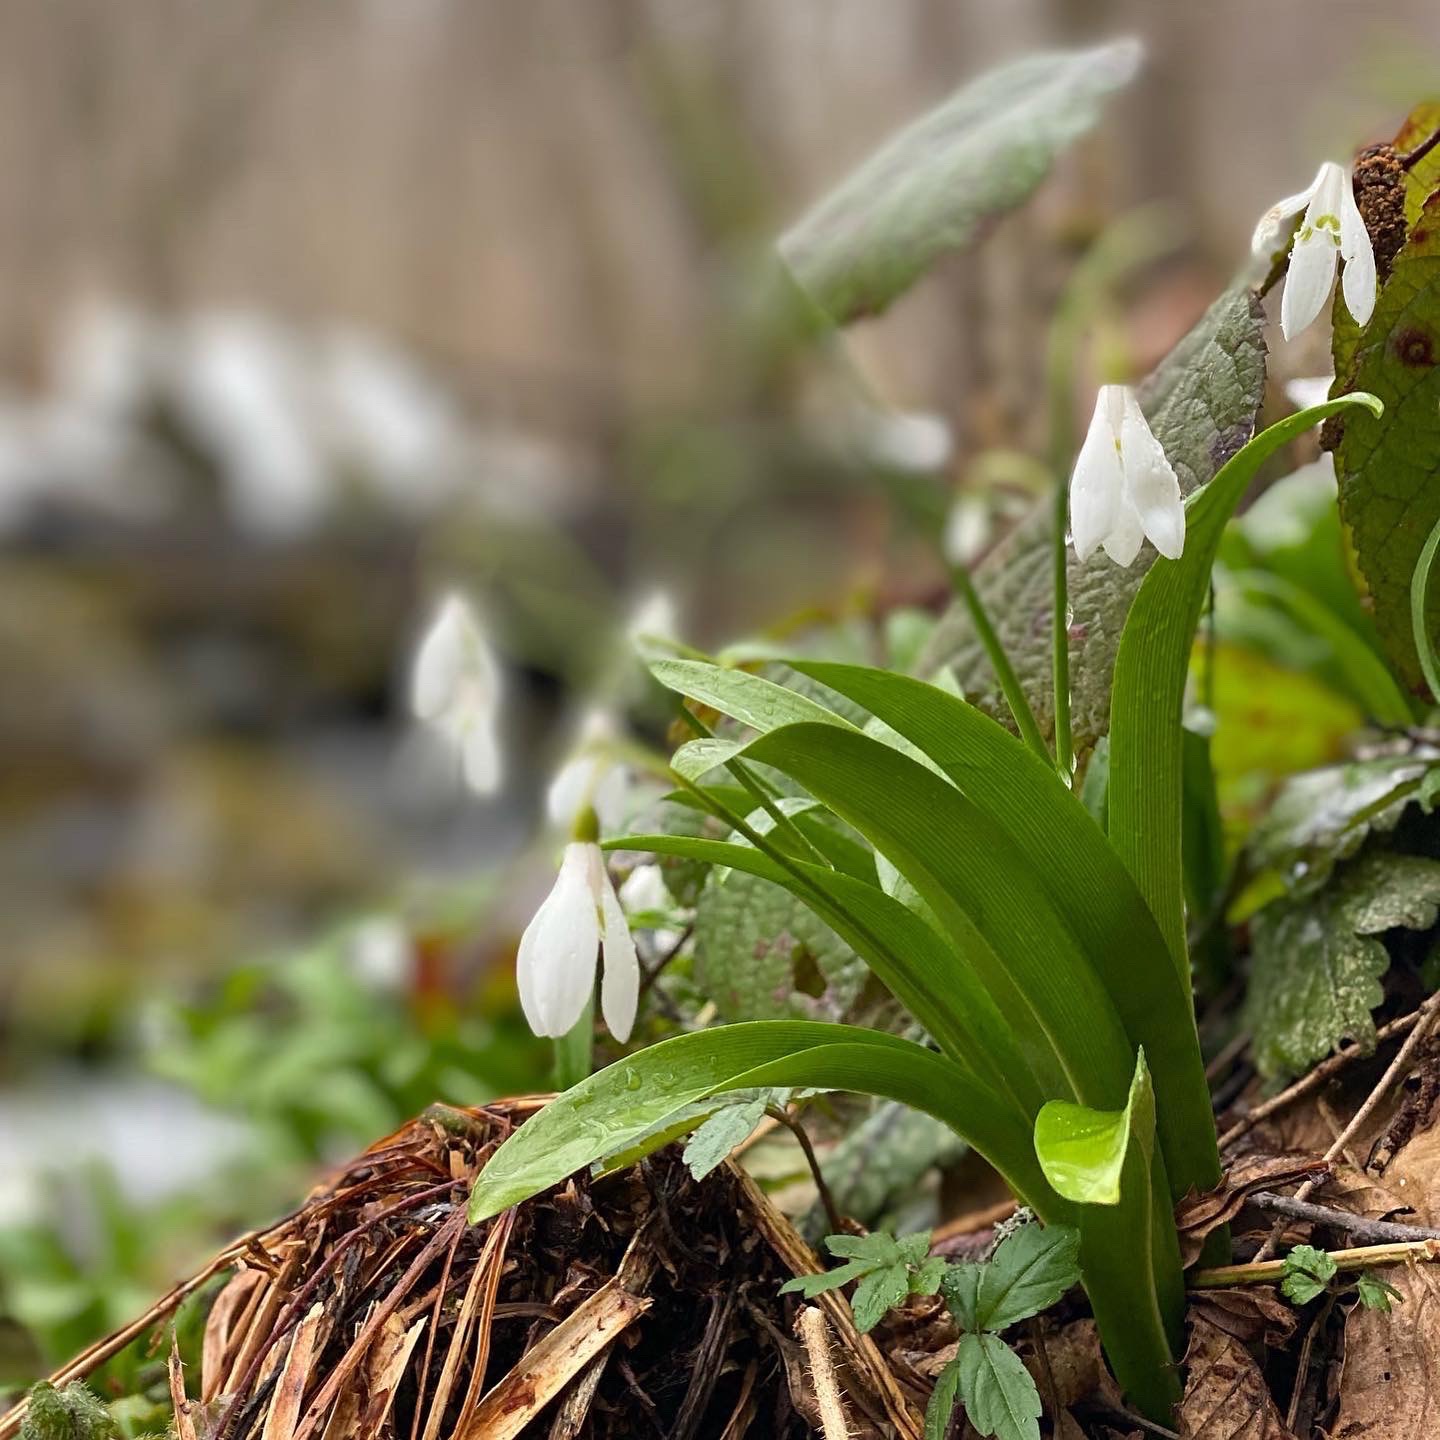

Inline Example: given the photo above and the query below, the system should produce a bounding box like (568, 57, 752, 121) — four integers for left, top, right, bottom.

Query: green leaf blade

(1033, 1051, 1155, 1207)
(955, 1332, 1042, 1440)
(974, 1225, 1082, 1333)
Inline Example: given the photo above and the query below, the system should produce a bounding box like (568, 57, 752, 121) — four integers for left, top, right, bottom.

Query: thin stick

(1248, 1191, 1440, 1244)
(1204, 1029, 1251, 1084)
(1251, 992, 1440, 1261)
(1219, 1002, 1429, 1150)
(1401, 126, 1440, 171)
(637, 923, 693, 1002)
(1191, 1236, 1440, 1288)
(767, 1105, 844, 1235)
(797, 1306, 851, 1440)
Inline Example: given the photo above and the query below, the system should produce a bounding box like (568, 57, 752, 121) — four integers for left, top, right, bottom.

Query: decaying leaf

(1176, 1154, 1329, 1265)
(1188, 1290, 1298, 1349)
(1178, 1317, 1297, 1439)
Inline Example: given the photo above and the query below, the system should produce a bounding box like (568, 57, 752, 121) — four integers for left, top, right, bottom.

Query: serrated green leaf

(1334, 190, 1440, 690)
(778, 1260, 870, 1298)
(942, 1262, 983, 1334)
(1355, 1270, 1403, 1312)
(1034, 1052, 1155, 1207)
(955, 1331, 1043, 1440)
(919, 281, 1268, 753)
(1246, 852, 1440, 1079)
(694, 866, 868, 1023)
(913, 1255, 948, 1296)
(825, 1232, 902, 1263)
(897, 1231, 934, 1268)
(925, 1358, 964, 1440)
(681, 1096, 769, 1179)
(974, 1225, 1083, 1332)
(852, 1262, 913, 1332)
(1280, 1244, 1337, 1304)
(779, 40, 1141, 325)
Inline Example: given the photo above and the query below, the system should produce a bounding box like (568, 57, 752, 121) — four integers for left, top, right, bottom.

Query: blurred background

(2, 0, 1438, 1400)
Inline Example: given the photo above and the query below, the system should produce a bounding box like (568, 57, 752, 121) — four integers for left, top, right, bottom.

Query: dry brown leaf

(1178, 1317, 1296, 1439)
(171, 1332, 201, 1440)
(1188, 1290, 1298, 1349)
(202, 1270, 265, 1404)
(360, 1314, 428, 1439)
(1176, 1155, 1329, 1265)
(1314, 1162, 1413, 1223)
(262, 1304, 325, 1440)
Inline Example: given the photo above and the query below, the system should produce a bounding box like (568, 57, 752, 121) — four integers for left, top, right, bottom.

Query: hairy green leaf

(779, 40, 1142, 324)
(1334, 191, 1440, 690)
(974, 1224, 1083, 1332)
(1280, 1244, 1337, 1305)
(1246, 852, 1440, 1079)
(920, 282, 1268, 752)
(955, 1332, 1043, 1440)
(681, 1095, 769, 1179)
(694, 866, 867, 1023)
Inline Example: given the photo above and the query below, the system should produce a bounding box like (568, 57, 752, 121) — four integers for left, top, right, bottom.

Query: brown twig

(1191, 1236, 1440, 1288)
(1220, 1000, 1432, 1151)
(1252, 992, 1440, 1262)
(1205, 1029, 1251, 1084)
(766, 1104, 844, 1234)
(1247, 1191, 1440, 1244)
(1400, 125, 1440, 171)
(637, 922, 693, 1001)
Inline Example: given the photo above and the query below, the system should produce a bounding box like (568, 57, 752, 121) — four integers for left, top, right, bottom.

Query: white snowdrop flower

(347, 916, 412, 993)
(1283, 375, 1334, 411)
(546, 709, 627, 831)
(864, 410, 953, 472)
(620, 862, 682, 951)
(411, 593, 504, 796)
(627, 589, 678, 647)
(517, 841, 639, 1041)
(1069, 386, 1184, 567)
(942, 492, 991, 568)
(1252, 162, 1376, 341)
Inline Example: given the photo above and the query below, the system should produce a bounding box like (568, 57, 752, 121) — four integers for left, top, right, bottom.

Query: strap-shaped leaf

(785, 660, 1217, 1198)
(1109, 394, 1384, 973)
(650, 658, 855, 733)
(467, 1023, 1054, 1225)
(607, 833, 1037, 1117)
(738, 723, 1136, 1111)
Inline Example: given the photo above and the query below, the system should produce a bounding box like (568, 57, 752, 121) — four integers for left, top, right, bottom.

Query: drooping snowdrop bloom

(1252, 162, 1376, 341)
(411, 593, 504, 796)
(942, 491, 991, 568)
(1068, 386, 1184, 567)
(627, 589, 678, 649)
(546, 709, 628, 831)
(517, 839, 639, 1041)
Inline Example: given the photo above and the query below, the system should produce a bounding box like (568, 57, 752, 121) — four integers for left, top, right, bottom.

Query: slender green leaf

(740, 723, 1137, 1110)
(650, 658, 854, 733)
(1411, 512, 1440, 703)
(779, 40, 1142, 324)
(682, 1097, 769, 1179)
(672, 737, 747, 782)
(1034, 1052, 1154, 1207)
(468, 1023, 1054, 1226)
(786, 661, 1218, 1198)
(955, 1332, 1042, 1440)
(1109, 394, 1384, 973)
(607, 832, 1037, 1116)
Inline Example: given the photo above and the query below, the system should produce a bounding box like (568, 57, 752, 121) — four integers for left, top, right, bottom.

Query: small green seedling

(781, 1229, 945, 1333)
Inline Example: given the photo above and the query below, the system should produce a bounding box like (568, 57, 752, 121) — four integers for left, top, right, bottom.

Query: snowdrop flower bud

(627, 589, 678, 648)
(411, 593, 503, 796)
(1069, 386, 1184, 567)
(546, 709, 629, 832)
(1252, 162, 1376, 341)
(942, 492, 991, 568)
(517, 835, 639, 1042)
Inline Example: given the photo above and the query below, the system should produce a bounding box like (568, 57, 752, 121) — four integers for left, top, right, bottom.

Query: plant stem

(552, 997, 594, 1091)
(1190, 1237, 1440, 1289)
(766, 1104, 843, 1234)
(1051, 478, 1075, 783)
(947, 563, 1053, 767)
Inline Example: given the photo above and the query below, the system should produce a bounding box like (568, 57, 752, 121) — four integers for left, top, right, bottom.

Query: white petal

(462, 714, 504, 795)
(1068, 387, 1127, 561)
(1100, 499, 1145, 567)
(411, 595, 468, 721)
(619, 863, 670, 914)
(1251, 164, 1325, 256)
(594, 853, 639, 1042)
(1283, 375, 1334, 410)
(627, 590, 678, 646)
(516, 843, 600, 1037)
(1120, 392, 1185, 560)
(1339, 178, 1377, 327)
(1281, 230, 1339, 341)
